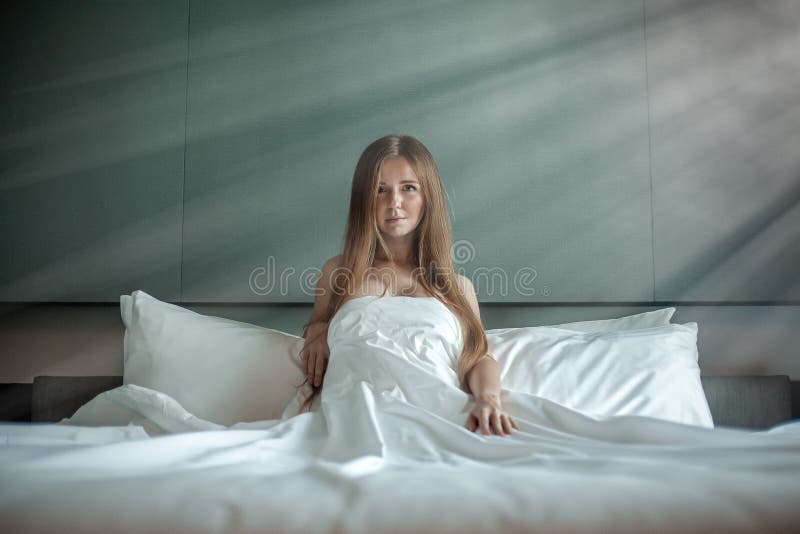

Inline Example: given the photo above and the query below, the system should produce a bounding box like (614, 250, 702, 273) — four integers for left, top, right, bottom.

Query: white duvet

(1, 296, 799, 533)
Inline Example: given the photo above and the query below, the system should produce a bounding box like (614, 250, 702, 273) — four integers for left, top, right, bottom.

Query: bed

(1, 290, 799, 533)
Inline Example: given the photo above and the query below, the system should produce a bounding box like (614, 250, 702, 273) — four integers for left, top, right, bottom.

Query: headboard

(1, 375, 799, 429)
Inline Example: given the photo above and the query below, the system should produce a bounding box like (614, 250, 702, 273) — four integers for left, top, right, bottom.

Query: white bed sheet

(1, 295, 799, 533)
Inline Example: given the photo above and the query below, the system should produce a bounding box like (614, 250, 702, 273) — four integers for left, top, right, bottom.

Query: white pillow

(546, 307, 675, 332)
(486, 307, 676, 336)
(488, 323, 714, 428)
(121, 290, 306, 426)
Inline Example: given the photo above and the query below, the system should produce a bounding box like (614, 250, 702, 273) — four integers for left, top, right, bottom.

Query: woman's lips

(386, 217, 405, 222)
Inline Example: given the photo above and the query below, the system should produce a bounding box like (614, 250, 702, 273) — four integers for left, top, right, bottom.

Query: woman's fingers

(304, 350, 314, 379)
(469, 406, 519, 436)
(480, 411, 491, 435)
(500, 414, 513, 435)
(466, 414, 478, 432)
(313, 353, 326, 386)
(307, 352, 318, 384)
(466, 409, 519, 437)
(300, 346, 308, 370)
(491, 412, 505, 435)
(301, 338, 330, 387)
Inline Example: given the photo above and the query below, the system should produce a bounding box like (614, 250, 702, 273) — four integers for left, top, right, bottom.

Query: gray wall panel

(443, 0, 653, 302)
(181, 0, 653, 302)
(648, 0, 800, 301)
(0, 1, 187, 302)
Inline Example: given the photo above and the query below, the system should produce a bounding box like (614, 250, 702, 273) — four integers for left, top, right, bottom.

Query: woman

(298, 134, 519, 437)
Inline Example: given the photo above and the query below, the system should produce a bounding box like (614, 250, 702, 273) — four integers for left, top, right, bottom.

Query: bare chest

(352, 264, 431, 298)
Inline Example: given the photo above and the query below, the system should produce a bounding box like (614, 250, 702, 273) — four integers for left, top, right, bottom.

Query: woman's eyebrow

(379, 179, 419, 184)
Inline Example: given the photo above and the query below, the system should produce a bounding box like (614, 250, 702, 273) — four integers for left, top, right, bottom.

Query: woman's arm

(306, 255, 342, 326)
(457, 274, 503, 402)
(455, 275, 521, 435)
(466, 354, 502, 402)
(301, 255, 341, 386)
(303, 321, 328, 339)
(465, 354, 518, 436)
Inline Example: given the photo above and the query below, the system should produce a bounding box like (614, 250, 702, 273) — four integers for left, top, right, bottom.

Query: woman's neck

(374, 250, 415, 268)
(374, 236, 416, 267)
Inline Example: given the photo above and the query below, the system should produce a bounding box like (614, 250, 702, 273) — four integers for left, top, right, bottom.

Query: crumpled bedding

(1, 295, 799, 533)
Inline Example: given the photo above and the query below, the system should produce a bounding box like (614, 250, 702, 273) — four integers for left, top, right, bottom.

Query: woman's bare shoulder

(309, 255, 344, 324)
(322, 254, 344, 271)
(455, 274, 480, 319)
(455, 273, 475, 294)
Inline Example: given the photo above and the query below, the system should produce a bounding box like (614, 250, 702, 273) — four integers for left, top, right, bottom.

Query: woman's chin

(380, 222, 420, 236)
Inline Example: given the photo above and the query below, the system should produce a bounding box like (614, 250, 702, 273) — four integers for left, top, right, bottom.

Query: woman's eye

(377, 185, 416, 193)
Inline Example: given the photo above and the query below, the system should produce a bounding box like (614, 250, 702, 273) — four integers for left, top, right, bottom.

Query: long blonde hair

(297, 134, 489, 413)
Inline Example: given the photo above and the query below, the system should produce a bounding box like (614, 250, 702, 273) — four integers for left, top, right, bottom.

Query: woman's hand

(301, 321, 330, 387)
(466, 392, 519, 437)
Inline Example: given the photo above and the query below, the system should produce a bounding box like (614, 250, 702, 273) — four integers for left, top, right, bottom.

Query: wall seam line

(642, 0, 656, 303)
(179, 0, 191, 303)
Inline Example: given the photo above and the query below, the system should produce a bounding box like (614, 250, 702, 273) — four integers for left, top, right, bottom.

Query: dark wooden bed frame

(1, 375, 799, 429)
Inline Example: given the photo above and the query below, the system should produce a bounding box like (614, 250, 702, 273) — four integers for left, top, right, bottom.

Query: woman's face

(374, 156, 425, 239)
